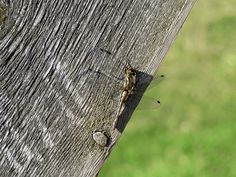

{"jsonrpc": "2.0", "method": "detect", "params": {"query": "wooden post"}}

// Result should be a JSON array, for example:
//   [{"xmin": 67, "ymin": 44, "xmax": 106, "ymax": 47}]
[{"xmin": 0, "ymin": 0, "xmax": 196, "ymax": 176}]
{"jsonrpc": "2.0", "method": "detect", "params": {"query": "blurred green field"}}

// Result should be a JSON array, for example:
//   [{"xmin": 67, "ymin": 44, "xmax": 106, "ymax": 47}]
[{"xmin": 99, "ymin": 0, "xmax": 236, "ymax": 177}]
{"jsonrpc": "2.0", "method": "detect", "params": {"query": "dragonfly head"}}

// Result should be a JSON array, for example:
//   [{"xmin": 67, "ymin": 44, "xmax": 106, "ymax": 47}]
[{"xmin": 125, "ymin": 62, "xmax": 136, "ymax": 76}]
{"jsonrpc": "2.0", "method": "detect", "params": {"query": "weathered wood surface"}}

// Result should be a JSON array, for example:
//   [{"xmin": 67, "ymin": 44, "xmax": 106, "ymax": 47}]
[{"xmin": 0, "ymin": 0, "xmax": 196, "ymax": 176}]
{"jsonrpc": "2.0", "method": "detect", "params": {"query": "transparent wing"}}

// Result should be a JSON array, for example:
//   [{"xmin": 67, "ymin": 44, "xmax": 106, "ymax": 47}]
[
  {"xmin": 146, "ymin": 74, "xmax": 165, "ymax": 91},
  {"xmin": 135, "ymin": 74, "xmax": 164, "ymax": 110},
  {"xmin": 136, "ymin": 95, "xmax": 161, "ymax": 110}
]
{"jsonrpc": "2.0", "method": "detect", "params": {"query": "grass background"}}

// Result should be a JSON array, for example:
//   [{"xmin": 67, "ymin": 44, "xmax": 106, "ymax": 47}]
[{"xmin": 99, "ymin": 0, "xmax": 236, "ymax": 176}]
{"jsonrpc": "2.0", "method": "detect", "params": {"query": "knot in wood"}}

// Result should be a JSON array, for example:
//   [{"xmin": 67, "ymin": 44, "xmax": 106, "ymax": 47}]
[{"xmin": 92, "ymin": 131, "xmax": 108, "ymax": 147}]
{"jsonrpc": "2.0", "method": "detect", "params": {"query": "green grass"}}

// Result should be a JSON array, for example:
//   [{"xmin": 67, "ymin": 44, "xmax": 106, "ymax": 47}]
[{"xmin": 99, "ymin": 0, "xmax": 236, "ymax": 176}]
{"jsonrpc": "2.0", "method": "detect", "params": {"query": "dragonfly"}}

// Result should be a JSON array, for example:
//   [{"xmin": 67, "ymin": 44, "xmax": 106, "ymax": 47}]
[
  {"xmin": 113, "ymin": 63, "xmax": 136, "ymax": 128},
  {"xmin": 113, "ymin": 62, "xmax": 164, "ymax": 128},
  {"xmin": 84, "ymin": 47, "xmax": 164, "ymax": 127}
]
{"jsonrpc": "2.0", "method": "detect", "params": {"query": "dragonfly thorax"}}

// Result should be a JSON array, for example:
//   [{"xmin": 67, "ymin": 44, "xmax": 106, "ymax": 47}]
[{"xmin": 123, "ymin": 66, "xmax": 136, "ymax": 94}]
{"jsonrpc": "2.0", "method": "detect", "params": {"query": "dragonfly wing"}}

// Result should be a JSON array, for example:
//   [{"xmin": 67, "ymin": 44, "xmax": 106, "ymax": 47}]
[
  {"xmin": 136, "ymin": 95, "xmax": 161, "ymax": 110},
  {"xmin": 146, "ymin": 74, "xmax": 165, "ymax": 90}
]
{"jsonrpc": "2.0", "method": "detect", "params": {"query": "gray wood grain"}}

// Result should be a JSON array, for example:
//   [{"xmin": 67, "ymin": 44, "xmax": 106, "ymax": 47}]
[{"xmin": 0, "ymin": 0, "xmax": 196, "ymax": 176}]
